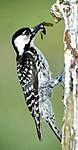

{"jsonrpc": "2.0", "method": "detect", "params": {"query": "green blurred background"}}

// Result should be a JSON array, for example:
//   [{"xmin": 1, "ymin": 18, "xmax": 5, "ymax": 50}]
[{"xmin": 0, "ymin": 0, "xmax": 64, "ymax": 150}]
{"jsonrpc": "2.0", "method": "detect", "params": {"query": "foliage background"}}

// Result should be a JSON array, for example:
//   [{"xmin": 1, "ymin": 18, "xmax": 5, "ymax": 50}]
[{"xmin": 0, "ymin": 0, "xmax": 64, "ymax": 149}]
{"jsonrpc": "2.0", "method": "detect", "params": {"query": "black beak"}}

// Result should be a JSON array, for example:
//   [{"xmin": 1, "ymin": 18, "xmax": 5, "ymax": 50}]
[{"xmin": 33, "ymin": 22, "xmax": 46, "ymax": 34}]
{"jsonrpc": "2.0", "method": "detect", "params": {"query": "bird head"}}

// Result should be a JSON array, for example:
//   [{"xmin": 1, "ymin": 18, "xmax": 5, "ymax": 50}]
[{"xmin": 12, "ymin": 22, "xmax": 46, "ymax": 56}]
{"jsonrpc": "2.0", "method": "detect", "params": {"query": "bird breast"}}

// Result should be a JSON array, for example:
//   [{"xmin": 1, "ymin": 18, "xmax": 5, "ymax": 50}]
[{"xmin": 36, "ymin": 50, "xmax": 52, "ymax": 97}]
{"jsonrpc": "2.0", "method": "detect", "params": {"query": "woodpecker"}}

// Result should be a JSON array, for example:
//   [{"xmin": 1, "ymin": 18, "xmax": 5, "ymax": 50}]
[{"xmin": 12, "ymin": 22, "xmax": 62, "ymax": 142}]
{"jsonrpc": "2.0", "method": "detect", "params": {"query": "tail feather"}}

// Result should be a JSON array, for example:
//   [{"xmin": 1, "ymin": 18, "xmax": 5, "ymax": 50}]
[
  {"xmin": 34, "ymin": 119, "xmax": 42, "ymax": 140},
  {"xmin": 48, "ymin": 120, "xmax": 62, "ymax": 142}
]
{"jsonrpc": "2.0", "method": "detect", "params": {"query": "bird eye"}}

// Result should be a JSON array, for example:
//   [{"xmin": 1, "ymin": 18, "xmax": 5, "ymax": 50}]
[
  {"xmin": 23, "ymin": 30, "xmax": 30, "ymax": 36},
  {"xmin": 25, "ymin": 30, "xmax": 30, "ymax": 35}
]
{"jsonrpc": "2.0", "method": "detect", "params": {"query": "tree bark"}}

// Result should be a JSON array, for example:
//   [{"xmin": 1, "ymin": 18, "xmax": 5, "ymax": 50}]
[{"xmin": 50, "ymin": 0, "xmax": 78, "ymax": 149}]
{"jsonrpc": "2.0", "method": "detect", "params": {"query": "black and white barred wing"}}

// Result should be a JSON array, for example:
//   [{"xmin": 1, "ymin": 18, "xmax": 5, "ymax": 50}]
[{"xmin": 17, "ymin": 52, "xmax": 41, "ymax": 140}]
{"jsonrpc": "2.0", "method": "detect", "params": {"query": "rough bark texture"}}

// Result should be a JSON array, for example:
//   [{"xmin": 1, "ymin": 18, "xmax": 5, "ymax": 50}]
[{"xmin": 50, "ymin": 0, "xmax": 78, "ymax": 149}]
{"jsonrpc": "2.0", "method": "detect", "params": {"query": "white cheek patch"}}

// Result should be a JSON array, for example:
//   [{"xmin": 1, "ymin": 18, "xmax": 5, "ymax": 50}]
[{"xmin": 14, "ymin": 35, "xmax": 30, "ymax": 55}]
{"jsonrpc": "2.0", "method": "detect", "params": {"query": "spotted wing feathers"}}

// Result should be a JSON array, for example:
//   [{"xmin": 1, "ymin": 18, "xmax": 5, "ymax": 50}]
[{"xmin": 17, "ymin": 52, "xmax": 42, "ymax": 140}]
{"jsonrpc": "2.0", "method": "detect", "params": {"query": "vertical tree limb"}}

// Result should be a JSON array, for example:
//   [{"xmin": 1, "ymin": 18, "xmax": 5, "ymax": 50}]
[{"xmin": 50, "ymin": 0, "xmax": 78, "ymax": 149}]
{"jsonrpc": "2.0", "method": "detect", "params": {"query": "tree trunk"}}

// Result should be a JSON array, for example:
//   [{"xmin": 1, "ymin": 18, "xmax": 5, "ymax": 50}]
[{"xmin": 50, "ymin": 0, "xmax": 78, "ymax": 149}]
